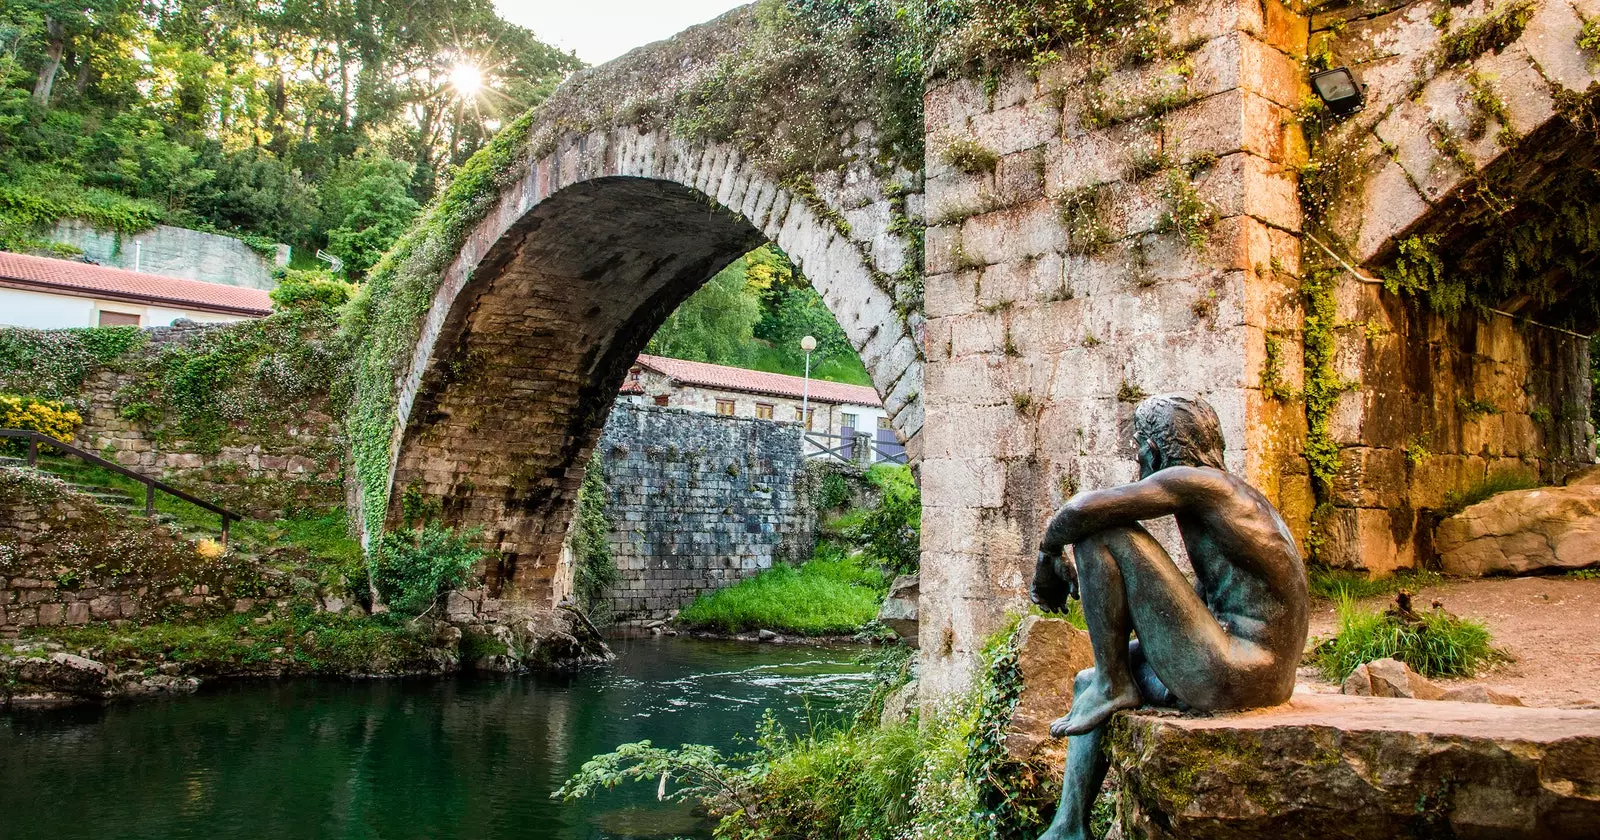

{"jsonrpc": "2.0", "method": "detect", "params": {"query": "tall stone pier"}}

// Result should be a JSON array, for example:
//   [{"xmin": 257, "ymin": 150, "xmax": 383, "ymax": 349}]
[{"xmin": 918, "ymin": 0, "xmax": 1313, "ymax": 694}]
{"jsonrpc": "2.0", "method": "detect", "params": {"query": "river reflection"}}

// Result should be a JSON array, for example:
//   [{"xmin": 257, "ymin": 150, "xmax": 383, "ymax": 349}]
[{"xmin": 0, "ymin": 635, "xmax": 872, "ymax": 840}]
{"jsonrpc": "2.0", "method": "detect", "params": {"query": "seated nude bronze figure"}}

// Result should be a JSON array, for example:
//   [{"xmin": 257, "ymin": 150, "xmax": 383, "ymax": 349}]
[{"xmin": 1031, "ymin": 394, "xmax": 1309, "ymax": 840}]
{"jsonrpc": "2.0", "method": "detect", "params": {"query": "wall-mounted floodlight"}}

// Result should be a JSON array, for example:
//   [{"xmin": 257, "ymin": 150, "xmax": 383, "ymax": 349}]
[{"xmin": 1310, "ymin": 67, "xmax": 1366, "ymax": 118}]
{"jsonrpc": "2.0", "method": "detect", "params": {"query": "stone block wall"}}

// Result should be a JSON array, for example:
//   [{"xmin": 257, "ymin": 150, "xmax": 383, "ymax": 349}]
[
  {"xmin": 1322, "ymin": 287, "xmax": 1593, "ymax": 572},
  {"xmin": 0, "ymin": 468, "xmax": 277, "ymax": 636},
  {"xmin": 595, "ymin": 402, "xmax": 814, "ymax": 622},
  {"xmin": 1, "ymin": 320, "xmax": 347, "ymax": 519},
  {"xmin": 918, "ymin": 0, "xmax": 1313, "ymax": 695}
]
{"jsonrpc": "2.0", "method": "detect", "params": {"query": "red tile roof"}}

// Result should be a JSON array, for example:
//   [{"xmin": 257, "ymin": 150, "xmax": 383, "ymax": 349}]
[
  {"xmin": 635, "ymin": 353, "xmax": 881, "ymax": 406},
  {"xmin": 0, "ymin": 251, "xmax": 273, "ymax": 316}
]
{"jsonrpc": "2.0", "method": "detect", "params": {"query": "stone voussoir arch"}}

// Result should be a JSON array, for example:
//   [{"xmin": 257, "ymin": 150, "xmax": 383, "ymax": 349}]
[{"xmin": 362, "ymin": 120, "xmax": 924, "ymax": 605}]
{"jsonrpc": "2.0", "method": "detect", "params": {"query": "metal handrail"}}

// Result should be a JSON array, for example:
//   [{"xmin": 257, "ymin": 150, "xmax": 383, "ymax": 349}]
[{"xmin": 0, "ymin": 429, "xmax": 238, "ymax": 544}]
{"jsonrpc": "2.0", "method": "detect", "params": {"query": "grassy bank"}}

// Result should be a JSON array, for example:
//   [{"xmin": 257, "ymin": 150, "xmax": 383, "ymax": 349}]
[
  {"xmin": 676, "ymin": 545, "xmax": 888, "ymax": 635},
  {"xmin": 23, "ymin": 607, "xmax": 447, "ymax": 677},
  {"xmin": 1311, "ymin": 597, "xmax": 1502, "ymax": 681}
]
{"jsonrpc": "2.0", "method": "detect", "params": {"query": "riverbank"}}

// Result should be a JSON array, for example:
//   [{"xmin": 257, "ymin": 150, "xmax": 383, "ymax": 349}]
[{"xmin": 1, "ymin": 635, "xmax": 875, "ymax": 840}]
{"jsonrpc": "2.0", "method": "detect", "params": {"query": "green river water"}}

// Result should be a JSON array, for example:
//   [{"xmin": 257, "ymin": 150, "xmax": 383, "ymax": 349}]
[{"xmin": 0, "ymin": 635, "xmax": 873, "ymax": 840}]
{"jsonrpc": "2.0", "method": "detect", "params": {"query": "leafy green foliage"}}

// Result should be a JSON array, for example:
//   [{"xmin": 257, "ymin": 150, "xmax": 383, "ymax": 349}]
[
  {"xmin": 646, "ymin": 245, "xmax": 873, "ymax": 385},
  {"xmin": 1313, "ymin": 597, "xmax": 1501, "ymax": 681},
  {"xmin": 647, "ymin": 255, "xmax": 765, "ymax": 366},
  {"xmin": 848, "ymin": 465, "xmax": 922, "ymax": 575},
  {"xmin": 675, "ymin": 544, "xmax": 888, "ymax": 635},
  {"xmin": 319, "ymin": 153, "xmax": 423, "ymax": 277},
  {"xmin": 572, "ymin": 453, "xmax": 620, "ymax": 625},
  {"xmin": 0, "ymin": 325, "xmax": 147, "ymax": 398},
  {"xmin": 0, "ymin": 0, "xmax": 577, "ymax": 253},
  {"xmin": 966, "ymin": 615, "xmax": 1061, "ymax": 838},
  {"xmin": 268, "ymin": 268, "xmax": 356, "ymax": 312},
  {"xmin": 1438, "ymin": 0, "xmax": 1536, "ymax": 66},
  {"xmin": 372, "ymin": 523, "xmax": 486, "ymax": 616}
]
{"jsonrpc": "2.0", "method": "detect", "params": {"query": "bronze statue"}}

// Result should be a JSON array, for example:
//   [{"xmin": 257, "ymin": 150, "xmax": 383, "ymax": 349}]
[{"xmin": 1031, "ymin": 394, "xmax": 1309, "ymax": 840}]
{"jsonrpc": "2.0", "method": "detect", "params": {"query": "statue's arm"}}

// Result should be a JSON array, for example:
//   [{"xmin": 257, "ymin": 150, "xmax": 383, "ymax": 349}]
[{"xmin": 1038, "ymin": 469, "xmax": 1207, "ymax": 554}]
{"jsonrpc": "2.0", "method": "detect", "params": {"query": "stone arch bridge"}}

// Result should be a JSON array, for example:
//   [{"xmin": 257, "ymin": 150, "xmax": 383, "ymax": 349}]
[{"xmin": 354, "ymin": 0, "xmax": 1600, "ymax": 694}]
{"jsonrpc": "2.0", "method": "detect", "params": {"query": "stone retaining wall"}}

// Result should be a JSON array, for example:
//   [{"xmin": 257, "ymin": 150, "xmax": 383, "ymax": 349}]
[
  {"xmin": 0, "ymin": 468, "xmax": 277, "ymax": 637},
  {"xmin": 595, "ymin": 402, "xmax": 814, "ymax": 622},
  {"xmin": 2, "ymin": 319, "xmax": 346, "ymax": 519}
]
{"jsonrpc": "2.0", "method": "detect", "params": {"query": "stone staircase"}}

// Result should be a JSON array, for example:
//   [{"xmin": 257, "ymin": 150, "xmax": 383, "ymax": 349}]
[{"xmin": 1, "ymin": 455, "xmax": 221, "ymax": 544}]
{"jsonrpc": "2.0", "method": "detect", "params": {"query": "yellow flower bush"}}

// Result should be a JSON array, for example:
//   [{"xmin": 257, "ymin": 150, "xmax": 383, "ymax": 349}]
[{"xmin": 0, "ymin": 394, "xmax": 84, "ymax": 444}]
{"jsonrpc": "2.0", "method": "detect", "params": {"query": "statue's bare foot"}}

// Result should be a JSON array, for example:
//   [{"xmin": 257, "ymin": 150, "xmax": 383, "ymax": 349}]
[{"xmin": 1050, "ymin": 676, "xmax": 1139, "ymax": 738}]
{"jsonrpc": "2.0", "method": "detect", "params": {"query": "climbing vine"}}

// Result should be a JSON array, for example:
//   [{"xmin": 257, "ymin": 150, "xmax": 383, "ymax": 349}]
[{"xmin": 1300, "ymin": 268, "xmax": 1351, "ymax": 525}]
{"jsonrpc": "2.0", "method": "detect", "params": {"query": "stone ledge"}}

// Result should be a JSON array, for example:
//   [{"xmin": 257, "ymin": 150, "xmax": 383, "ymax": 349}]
[{"xmin": 1110, "ymin": 693, "xmax": 1600, "ymax": 839}]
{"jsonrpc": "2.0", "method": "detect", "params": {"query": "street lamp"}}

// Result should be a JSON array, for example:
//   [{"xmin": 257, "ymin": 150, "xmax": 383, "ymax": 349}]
[{"xmin": 800, "ymin": 335, "xmax": 817, "ymax": 430}]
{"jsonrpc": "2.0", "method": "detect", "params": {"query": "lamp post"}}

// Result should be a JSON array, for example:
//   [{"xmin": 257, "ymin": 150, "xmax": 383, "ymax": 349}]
[{"xmin": 800, "ymin": 335, "xmax": 817, "ymax": 431}]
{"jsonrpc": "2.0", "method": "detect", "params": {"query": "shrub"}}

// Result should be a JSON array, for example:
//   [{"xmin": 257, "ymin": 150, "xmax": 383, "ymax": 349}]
[
  {"xmin": 675, "ymin": 545, "xmax": 887, "ymax": 635},
  {"xmin": 269, "ymin": 268, "xmax": 356, "ymax": 312},
  {"xmin": 850, "ymin": 465, "xmax": 921, "ymax": 575},
  {"xmin": 1312, "ymin": 597, "xmax": 1501, "ymax": 681},
  {"xmin": 372, "ymin": 523, "xmax": 485, "ymax": 616},
  {"xmin": 0, "ymin": 394, "xmax": 83, "ymax": 451}
]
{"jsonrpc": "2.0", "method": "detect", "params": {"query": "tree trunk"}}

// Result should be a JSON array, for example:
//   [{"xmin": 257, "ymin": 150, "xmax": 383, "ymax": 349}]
[{"xmin": 31, "ymin": 18, "xmax": 66, "ymax": 106}]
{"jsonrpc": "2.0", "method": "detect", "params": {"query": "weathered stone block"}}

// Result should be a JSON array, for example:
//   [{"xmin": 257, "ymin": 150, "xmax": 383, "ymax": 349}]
[
  {"xmin": 1004, "ymin": 615, "xmax": 1094, "ymax": 775},
  {"xmin": 1111, "ymin": 695, "xmax": 1600, "ymax": 839}
]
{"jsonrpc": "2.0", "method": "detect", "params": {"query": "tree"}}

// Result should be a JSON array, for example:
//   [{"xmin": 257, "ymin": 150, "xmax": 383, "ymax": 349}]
[
  {"xmin": 646, "ymin": 258, "xmax": 762, "ymax": 367},
  {"xmin": 321, "ymin": 152, "xmax": 420, "ymax": 276}
]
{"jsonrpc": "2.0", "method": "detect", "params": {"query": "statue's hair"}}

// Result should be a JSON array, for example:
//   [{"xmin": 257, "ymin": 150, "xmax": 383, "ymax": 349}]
[{"xmin": 1133, "ymin": 394, "xmax": 1228, "ymax": 471}]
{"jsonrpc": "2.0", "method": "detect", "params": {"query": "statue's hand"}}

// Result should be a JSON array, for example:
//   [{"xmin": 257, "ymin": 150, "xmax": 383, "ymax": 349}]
[{"xmin": 1030, "ymin": 549, "xmax": 1077, "ymax": 613}]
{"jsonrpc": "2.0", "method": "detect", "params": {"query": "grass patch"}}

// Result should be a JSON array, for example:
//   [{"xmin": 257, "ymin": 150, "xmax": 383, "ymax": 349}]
[
  {"xmin": 24, "ymin": 608, "xmax": 437, "ymax": 676},
  {"xmin": 1308, "ymin": 567, "xmax": 1447, "ymax": 601},
  {"xmin": 675, "ymin": 545, "xmax": 888, "ymax": 635},
  {"xmin": 1440, "ymin": 469, "xmax": 1540, "ymax": 516},
  {"xmin": 1569, "ymin": 569, "xmax": 1600, "ymax": 581},
  {"xmin": 1311, "ymin": 597, "xmax": 1501, "ymax": 681}
]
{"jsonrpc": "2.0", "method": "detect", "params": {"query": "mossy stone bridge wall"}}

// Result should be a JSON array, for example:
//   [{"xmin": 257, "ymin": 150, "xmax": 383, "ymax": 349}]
[{"xmin": 344, "ymin": 0, "xmax": 1596, "ymax": 694}]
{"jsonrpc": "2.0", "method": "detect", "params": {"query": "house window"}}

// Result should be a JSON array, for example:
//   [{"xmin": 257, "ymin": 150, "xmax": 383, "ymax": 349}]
[
  {"xmin": 654, "ymin": 395, "xmax": 670, "ymax": 407},
  {"xmin": 716, "ymin": 399, "xmax": 736, "ymax": 416},
  {"xmin": 840, "ymin": 412, "xmax": 858, "ymax": 430},
  {"xmin": 98, "ymin": 310, "xmax": 141, "ymax": 327},
  {"xmin": 755, "ymin": 403, "xmax": 774, "ymax": 420}
]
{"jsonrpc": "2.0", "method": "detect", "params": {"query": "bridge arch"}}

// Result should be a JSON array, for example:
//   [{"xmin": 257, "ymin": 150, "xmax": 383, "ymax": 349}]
[{"xmin": 354, "ymin": 123, "xmax": 922, "ymax": 603}]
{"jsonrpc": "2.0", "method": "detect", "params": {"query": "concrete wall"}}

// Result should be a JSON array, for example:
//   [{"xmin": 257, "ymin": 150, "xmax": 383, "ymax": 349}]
[
  {"xmin": 0, "ymin": 286, "xmax": 254, "ymax": 329},
  {"xmin": 595, "ymin": 402, "xmax": 814, "ymax": 622},
  {"xmin": 52, "ymin": 221, "xmax": 285, "ymax": 290}
]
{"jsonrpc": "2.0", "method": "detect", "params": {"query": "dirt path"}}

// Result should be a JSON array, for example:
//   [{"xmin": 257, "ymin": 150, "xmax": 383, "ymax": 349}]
[{"xmin": 1300, "ymin": 577, "xmax": 1600, "ymax": 708}]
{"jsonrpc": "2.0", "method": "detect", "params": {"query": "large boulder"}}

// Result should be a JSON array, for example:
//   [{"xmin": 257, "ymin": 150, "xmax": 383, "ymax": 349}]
[
  {"xmin": 1110, "ymin": 694, "xmax": 1600, "ymax": 839},
  {"xmin": 1435, "ymin": 485, "xmax": 1600, "ymax": 576},
  {"xmin": 1004, "ymin": 615, "xmax": 1094, "ymax": 772},
  {"xmin": 877, "ymin": 574, "xmax": 919, "ymax": 645}
]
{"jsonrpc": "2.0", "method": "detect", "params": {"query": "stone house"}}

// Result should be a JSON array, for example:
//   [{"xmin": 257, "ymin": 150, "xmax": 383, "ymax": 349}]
[
  {"xmin": 0, "ymin": 251, "xmax": 272, "ymax": 329},
  {"xmin": 618, "ymin": 353, "xmax": 903, "ymax": 462}
]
